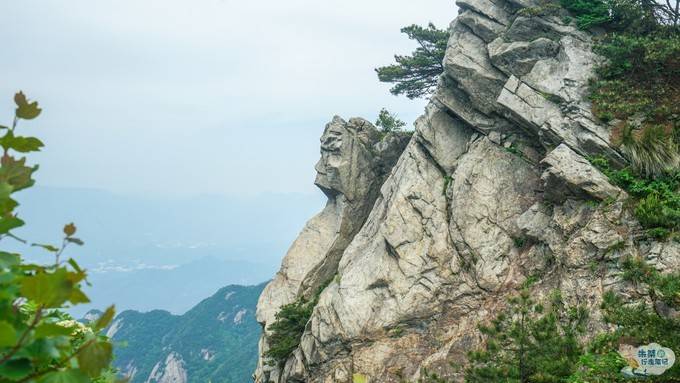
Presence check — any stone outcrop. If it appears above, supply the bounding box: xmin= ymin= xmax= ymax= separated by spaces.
xmin=254 ymin=117 xmax=410 ymax=382
xmin=253 ymin=0 xmax=679 ymax=381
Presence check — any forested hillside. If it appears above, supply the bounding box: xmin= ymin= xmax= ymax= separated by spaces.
xmin=98 ymin=283 xmax=265 ymax=383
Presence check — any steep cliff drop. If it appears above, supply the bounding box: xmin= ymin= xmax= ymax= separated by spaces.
xmin=255 ymin=0 xmax=680 ymax=381
xmin=254 ymin=117 xmax=410 ymax=382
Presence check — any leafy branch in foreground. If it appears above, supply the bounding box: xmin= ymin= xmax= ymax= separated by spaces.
xmin=375 ymin=23 xmax=449 ymax=99
xmin=0 ymin=92 xmax=120 ymax=383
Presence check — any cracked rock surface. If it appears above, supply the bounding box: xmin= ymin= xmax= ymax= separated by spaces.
xmin=253 ymin=0 xmax=678 ymax=381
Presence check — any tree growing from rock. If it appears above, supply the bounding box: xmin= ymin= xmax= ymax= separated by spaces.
xmin=375 ymin=23 xmax=449 ymax=99
xmin=465 ymin=289 xmax=587 ymax=383
xmin=375 ymin=108 xmax=406 ymax=133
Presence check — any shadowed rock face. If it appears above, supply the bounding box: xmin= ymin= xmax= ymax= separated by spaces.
xmin=253 ymin=0 xmax=679 ymax=381
xmin=254 ymin=117 xmax=410 ymax=383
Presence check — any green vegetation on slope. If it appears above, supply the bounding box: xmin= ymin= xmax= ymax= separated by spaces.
xmin=108 ymin=283 xmax=265 ymax=383
xmin=465 ymin=289 xmax=587 ymax=383
xmin=567 ymin=257 xmax=680 ymax=382
xmin=0 ymin=92 xmax=118 ymax=383
xmin=563 ymin=0 xmax=679 ymax=179
xmin=590 ymin=157 xmax=679 ymax=238
xmin=559 ymin=0 xmax=680 ymax=238
xmin=264 ymin=280 xmax=331 ymax=366
xmin=416 ymin=257 xmax=680 ymax=382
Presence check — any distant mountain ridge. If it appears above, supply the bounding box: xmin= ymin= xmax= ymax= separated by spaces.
xmin=91 ymin=282 xmax=266 ymax=383
xmin=10 ymin=186 xmax=323 ymax=316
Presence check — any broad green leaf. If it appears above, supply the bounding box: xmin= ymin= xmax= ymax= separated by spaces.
xmin=0 ymin=358 xmax=32 ymax=380
xmin=35 ymin=322 xmax=75 ymax=338
xmin=94 ymin=305 xmax=115 ymax=331
xmin=20 ymin=269 xmax=73 ymax=308
xmin=37 ymin=369 xmax=89 ymax=383
xmin=0 ymin=196 xmax=18 ymax=216
xmin=63 ymin=223 xmax=76 ymax=237
xmin=31 ymin=243 xmax=60 ymax=253
xmin=0 ymin=252 xmax=20 ymax=269
xmin=69 ymin=288 xmax=90 ymax=305
xmin=66 ymin=268 xmax=87 ymax=285
xmin=14 ymin=91 xmax=42 ymax=120
xmin=353 ymin=373 xmax=368 ymax=383
xmin=28 ymin=337 xmax=64 ymax=362
xmin=0 ymin=215 xmax=24 ymax=234
xmin=77 ymin=341 xmax=112 ymax=377
xmin=0 ymin=182 xmax=17 ymax=216
xmin=0 ymin=155 xmax=37 ymax=192
xmin=0 ymin=320 xmax=17 ymax=347
xmin=0 ymin=132 xmax=44 ymax=153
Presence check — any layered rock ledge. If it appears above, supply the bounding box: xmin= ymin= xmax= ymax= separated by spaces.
xmin=253 ymin=0 xmax=679 ymax=381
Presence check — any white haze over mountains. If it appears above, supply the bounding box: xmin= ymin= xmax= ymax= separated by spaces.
xmin=0 ymin=0 xmax=453 ymax=197
xmin=0 ymin=0 xmax=455 ymax=315
xmin=11 ymin=187 xmax=324 ymax=316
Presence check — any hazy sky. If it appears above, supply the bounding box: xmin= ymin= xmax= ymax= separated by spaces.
xmin=1 ymin=0 xmax=456 ymax=197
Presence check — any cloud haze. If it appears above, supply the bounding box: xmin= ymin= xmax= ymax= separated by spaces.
xmin=1 ymin=0 xmax=456 ymax=197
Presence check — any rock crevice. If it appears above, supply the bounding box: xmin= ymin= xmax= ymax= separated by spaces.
xmin=253 ymin=1 xmax=678 ymax=381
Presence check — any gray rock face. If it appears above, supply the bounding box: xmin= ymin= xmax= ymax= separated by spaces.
xmin=253 ymin=0 xmax=678 ymax=381
xmin=254 ymin=117 xmax=410 ymax=383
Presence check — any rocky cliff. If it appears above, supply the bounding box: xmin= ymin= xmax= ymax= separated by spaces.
xmin=254 ymin=0 xmax=680 ymax=381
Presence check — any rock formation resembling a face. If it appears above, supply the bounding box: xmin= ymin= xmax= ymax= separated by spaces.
xmin=314 ymin=117 xmax=351 ymax=198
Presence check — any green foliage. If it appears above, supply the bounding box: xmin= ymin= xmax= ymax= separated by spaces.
xmin=568 ymin=258 xmax=680 ymax=381
xmin=375 ymin=108 xmax=407 ymax=133
xmin=465 ymin=290 xmax=588 ymax=383
xmin=560 ymin=0 xmax=676 ymax=31
xmin=376 ymin=23 xmax=449 ymax=99
xmin=513 ymin=236 xmax=527 ymax=248
xmin=591 ymin=33 xmax=680 ymax=177
xmin=559 ymin=0 xmax=610 ymax=28
xmin=110 ymin=284 xmax=265 ymax=383
xmin=263 ymin=298 xmax=313 ymax=365
xmin=590 ymin=157 xmax=679 ymax=236
xmin=0 ymin=93 xmax=119 ymax=383
xmin=264 ymin=280 xmax=331 ymax=366
xmin=561 ymin=0 xmax=680 ymax=178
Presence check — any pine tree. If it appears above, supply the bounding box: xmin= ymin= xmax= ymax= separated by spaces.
xmin=465 ymin=289 xmax=587 ymax=383
xmin=570 ymin=257 xmax=680 ymax=382
xmin=375 ymin=23 xmax=449 ymax=99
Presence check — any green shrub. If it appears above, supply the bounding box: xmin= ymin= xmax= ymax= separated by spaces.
xmin=571 ymin=258 xmax=680 ymax=382
xmin=375 ymin=108 xmax=407 ymax=133
xmin=263 ymin=298 xmax=314 ymax=365
xmin=559 ymin=0 xmax=610 ymax=28
xmin=561 ymin=0 xmax=680 ymax=178
xmin=591 ymin=157 xmax=679 ymax=236
xmin=590 ymin=33 xmax=680 ymax=178
xmin=0 ymin=92 xmax=119 ymax=383
xmin=264 ymin=280 xmax=331 ymax=366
